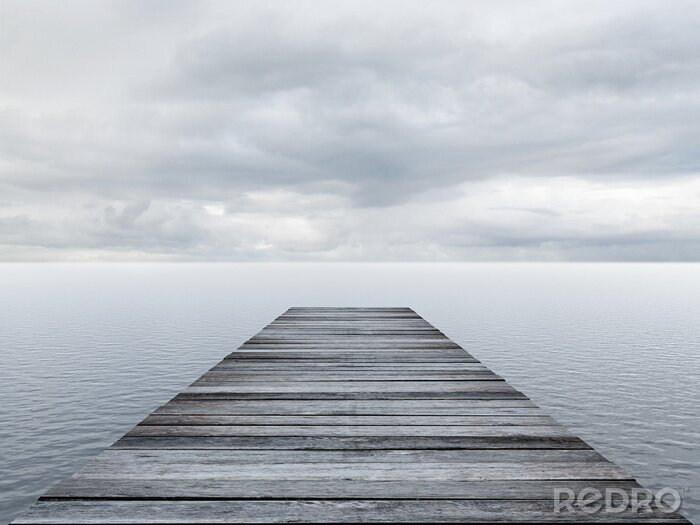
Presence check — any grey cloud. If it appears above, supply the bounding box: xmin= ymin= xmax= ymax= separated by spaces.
xmin=140 ymin=4 xmax=700 ymax=193
xmin=1 ymin=0 xmax=700 ymax=260
xmin=0 ymin=215 xmax=36 ymax=237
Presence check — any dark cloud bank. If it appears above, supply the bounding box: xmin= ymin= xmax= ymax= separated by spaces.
xmin=1 ymin=0 xmax=699 ymax=260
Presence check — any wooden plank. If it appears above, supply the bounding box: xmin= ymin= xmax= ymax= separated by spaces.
xmin=126 ymin=425 xmax=577 ymax=437
xmin=212 ymin=361 xmax=489 ymax=366
xmin=197 ymin=370 xmax=503 ymax=378
xmin=14 ymin=500 xmax=689 ymax=524
xmin=77 ymin=448 xmax=612 ymax=465
xmin=174 ymin=391 xmax=528 ymax=400
xmin=249 ymin=332 xmax=448 ymax=337
xmin=184 ymin=380 xmax=516 ymax=393
xmin=141 ymin=415 xmax=556 ymax=426
xmin=270 ymin=323 xmax=434 ymax=326
xmin=224 ymin=354 xmax=477 ymax=362
xmin=226 ymin=347 xmax=470 ymax=352
xmin=176 ymin=391 xmax=517 ymax=401
xmin=212 ymin=361 xmax=484 ymax=369
xmin=42 ymin=479 xmax=648 ymax=501
xmin=112 ymin=435 xmax=593 ymax=450
xmin=71 ymin=450 xmax=629 ymax=482
xmin=72 ymin=463 xmax=632 ymax=482
xmin=153 ymin=399 xmax=541 ymax=415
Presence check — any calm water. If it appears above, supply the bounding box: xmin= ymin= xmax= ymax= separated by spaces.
xmin=1 ymin=263 xmax=699 ymax=524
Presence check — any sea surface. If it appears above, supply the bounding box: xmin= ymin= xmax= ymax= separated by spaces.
xmin=1 ymin=263 xmax=699 ymax=524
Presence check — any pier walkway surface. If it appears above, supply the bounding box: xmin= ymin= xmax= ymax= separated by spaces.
xmin=13 ymin=307 xmax=689 ymax=523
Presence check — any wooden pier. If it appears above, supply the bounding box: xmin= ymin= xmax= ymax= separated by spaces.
xmin=13 ymin=307 xmax=689 ymax=523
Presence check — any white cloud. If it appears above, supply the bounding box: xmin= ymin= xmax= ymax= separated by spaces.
xmin=3 ymin=175 xmax=700 ymax=261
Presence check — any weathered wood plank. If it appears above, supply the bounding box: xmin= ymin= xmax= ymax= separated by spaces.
xmin=112 ymin=435 xmax=593 ymax=449
xmin=225 ymin=354 xmax=478 ymax=362
xmin=175 ymin=391 xmax=529 ymax=400
xmin=153 ymin=399 xmax=540 ymax=415
xmin=77 ymin=448 xmax=612 ymax=466
xmin=141 ymin=415 xmax=556 ymax=426
xmin=236 ymin=346 xmax=464 ymax=351
xmin=268 ymin=321 xmax=436 ymax=326
xmin=42 ymin=479 xmax=647 ymax=501
xmin=196 ymin=371 xmax=503 ymax=381
xmin=14 ymin=500 xmax=689 ymax=524
xmin=184 ymin=380 xmax=516 ymax=393
xmin=72 ymin=462 xmax=631 ymax=481
xmin=71 ymin=449 xmax=629 ymax=483
xmin=112 ymin=435 xmax=591 ymax=450
xmin=126 ymin=424 xmax=576 ymax=437
xmin=213 ymin=361 xmax=484 ymax=368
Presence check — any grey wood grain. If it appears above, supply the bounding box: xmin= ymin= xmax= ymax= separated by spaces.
xmin=209 ymin=364 xmax=489 ymax=372
xmin=126 ymin=424 xmax=576 ymax=437
xmin=13 ymin=500 xmax=689 ymax=524
xmin=141 ymin=415 xmax=556 ymax=426
xmin=113 ymin=435 xmax=593 ymax=450
xmin=174 ymin=391 xmax=529 ymax=400
xmin=72 ymin=462 xmax=631 ymax=481
xmin=196 ymin=372 xmax=502 ymax=381
xmin=42 ymin=479 xmax=647 ymax=501
xmin=225 ymin=354 xmax=477 ymax=361
xmin=153 ymin=399 xmax=540 ymax=415
xmin=76 ymin=448 xmax=611 ymax=466
xmin=184 ymin=380 xmax=517 ymax=393
xmin=214 ymin=360 xmax=482 ymax=367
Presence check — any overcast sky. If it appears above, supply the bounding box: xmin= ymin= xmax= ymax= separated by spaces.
xmin=1 ymin=0 xmax=699 ymax=261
